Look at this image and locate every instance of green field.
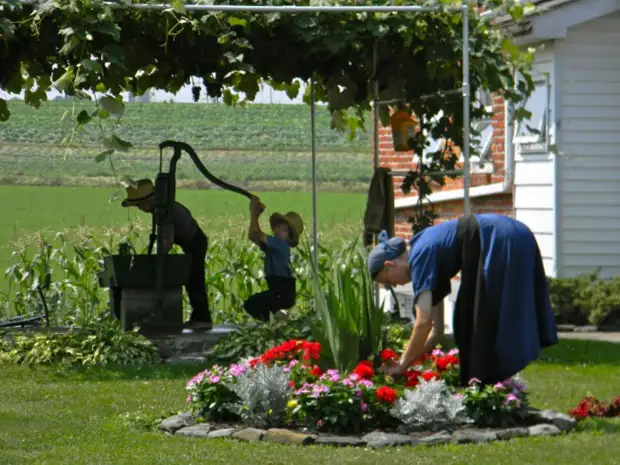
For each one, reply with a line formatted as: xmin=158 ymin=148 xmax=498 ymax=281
xmin=0 ymin=100 xmax=370 ymax=151
xmin=0 ymin=101 xmax=373 ymax=190
xmin=1 ymin=339 xmax=620 ymax=464
xmin=0 ymin=185 xmax=366 ymax=289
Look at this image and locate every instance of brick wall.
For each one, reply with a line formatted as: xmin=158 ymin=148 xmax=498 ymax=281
xmin=374 ymin=94 xmax=513 ymax=238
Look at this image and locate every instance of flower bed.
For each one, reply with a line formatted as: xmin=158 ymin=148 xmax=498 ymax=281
xmin=184 ymin=339 xmax=531 ymax=434
xmin=569 ymin=395 xmax=620 ymax=419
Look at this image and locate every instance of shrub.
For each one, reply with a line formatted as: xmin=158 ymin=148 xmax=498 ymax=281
xmin=0 ymin=319 xmax=160 ymax=366
xmin=461 ymin=376 xmax=529 ymax=427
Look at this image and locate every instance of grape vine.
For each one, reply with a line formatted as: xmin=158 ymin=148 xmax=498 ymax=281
xmin=0 ymin=0 xmax=537 ymax=234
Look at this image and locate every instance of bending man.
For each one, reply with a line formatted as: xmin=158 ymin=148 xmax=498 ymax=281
xmin=368 ymin=214 xmax=558 ymax=386
xmin=122 ymin=179 xmax=212 ymax=331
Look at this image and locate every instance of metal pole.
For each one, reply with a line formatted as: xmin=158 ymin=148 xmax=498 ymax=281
xmin=310 ymin=78 xmax=318 ymax=268
xmin=372 ymin=41 xmax=381 ymax=309
xmin=462 ymin=4 xmax=471 ymax=216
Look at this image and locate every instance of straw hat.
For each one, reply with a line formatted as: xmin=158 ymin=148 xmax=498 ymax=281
xmin=121 ymin=179 xmax=155 ymax=207
xmin=269 ymin=212 xmax=304 ymax=247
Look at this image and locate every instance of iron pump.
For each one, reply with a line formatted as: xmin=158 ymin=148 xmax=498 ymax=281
xmin=147 ymin=140 xmax=260 ymax=319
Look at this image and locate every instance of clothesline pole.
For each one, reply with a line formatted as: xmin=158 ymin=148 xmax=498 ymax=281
xmin=462 ymin=4 xmax=471 ymax=216
xmin=310 ymin=78 xmax=318 ymax=270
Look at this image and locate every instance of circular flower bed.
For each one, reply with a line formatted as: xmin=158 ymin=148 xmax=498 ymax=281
xmin=184 ymin=339 xmax=531 ymax=435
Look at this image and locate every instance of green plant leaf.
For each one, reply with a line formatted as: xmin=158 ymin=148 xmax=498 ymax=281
xmin=0 ymin=99 xmax=9 ymax=122
xmin=76 ymin=110 xmax=92 ymax=125
xmin=95 ymin=149 xmax=114 ymax=163
xmin=103 ymin=134 xmax=132 ymax=152
xmin=52 ymin=68 xmax=75 ymax=92
xmin=228 ymin=17 xmax=247 ymax=27
xmin=99 ymin=96 xmax=125 ymax=118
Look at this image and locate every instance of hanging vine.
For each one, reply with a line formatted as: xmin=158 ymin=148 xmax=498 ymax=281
xmin=0 ymin=0 xmax=538 ymax=231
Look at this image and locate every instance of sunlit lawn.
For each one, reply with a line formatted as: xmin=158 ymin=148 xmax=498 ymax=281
xmin=1 ymin=338 xmax=619 ymax=464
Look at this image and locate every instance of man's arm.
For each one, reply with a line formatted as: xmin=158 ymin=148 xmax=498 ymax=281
xmin=397 ymin=290 xmax=434 ymax=369
xmin=248 ymin=197 xmax=267 ymax=246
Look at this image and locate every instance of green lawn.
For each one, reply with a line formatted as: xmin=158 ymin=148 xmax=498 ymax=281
xmin=1 ymin=339 xmax=619 ymax=464
xmin=0 ymin=185 xmax=366 ymax=289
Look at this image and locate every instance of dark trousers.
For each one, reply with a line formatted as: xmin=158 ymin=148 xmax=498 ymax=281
xmin=180 ymin=231 xmax=211 ymax=323
xmin=243 ymin=276 xmax=296 ymax=322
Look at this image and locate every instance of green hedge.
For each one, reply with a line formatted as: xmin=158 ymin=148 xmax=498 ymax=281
xmin=547 ymin=272 xmax=620 ymax=327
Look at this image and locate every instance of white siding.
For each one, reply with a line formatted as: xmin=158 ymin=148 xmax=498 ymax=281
xmin=514 ymin=49 xmax=557 ymax=276
xmin=555 ymin=12 xmax=620 ymax=278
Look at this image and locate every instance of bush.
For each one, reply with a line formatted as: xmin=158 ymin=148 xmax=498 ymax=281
xmin=547 ymin=272 xmax=620 ymax=326
xmin=0 ymin=319 xmax=160 ymax=366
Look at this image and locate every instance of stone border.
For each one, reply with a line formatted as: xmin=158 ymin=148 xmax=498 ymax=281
xmin=158 ymin=409 xmax=577 ymax=449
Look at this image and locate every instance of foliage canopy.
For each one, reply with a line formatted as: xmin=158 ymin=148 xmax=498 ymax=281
xmin=1 ymin=0 xmax=536 ymax=231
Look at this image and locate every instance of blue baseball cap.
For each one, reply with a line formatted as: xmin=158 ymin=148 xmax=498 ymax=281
xmin=368 ymin=236 xmax=407 ymax=279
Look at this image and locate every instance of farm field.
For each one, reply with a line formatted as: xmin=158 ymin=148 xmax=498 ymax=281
xmin=0 ymin=101 xmax=373 ymax=191
xmin=0 ymin=185 xmax=366 ymax=289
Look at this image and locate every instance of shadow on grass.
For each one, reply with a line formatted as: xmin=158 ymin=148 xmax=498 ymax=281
xmin=535 ymin=339 xmax=620 ymax=366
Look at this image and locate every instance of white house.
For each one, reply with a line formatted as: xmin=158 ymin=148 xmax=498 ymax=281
xmin=378 ymin=0 xmax=620 ymax=329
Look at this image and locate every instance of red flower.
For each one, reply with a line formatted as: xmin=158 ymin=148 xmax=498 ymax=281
xmin=434 ymin=354 xmax=460 ymax=372
xmin=380 ymin=349 xmax=399 ymax=362
xmin=288 ymin=380 xmax=296 ymax=388
xmin=404 ymin=369 xmax=422 ymax=388
xmin=422 ymin=370 xmax=440 ymax=381
xmin=310 ymin=366 xmax=323 ymax=377
xmin=352 ymin=360 xmax=375 ymax=380
xmin=375 ymin=386 xmax=398 ymax=404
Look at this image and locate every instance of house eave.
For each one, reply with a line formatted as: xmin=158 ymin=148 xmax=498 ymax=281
xmin=394 ymin=183 xmax=509 ymax=210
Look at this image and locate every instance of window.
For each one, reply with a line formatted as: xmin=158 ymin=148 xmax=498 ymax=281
xmin=476 ymin=89 xmax=493 ymax=113
xmin=514 ymin=75 xmax=550 ymax=147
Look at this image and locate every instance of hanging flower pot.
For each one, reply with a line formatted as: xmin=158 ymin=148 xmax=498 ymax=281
xmin=390 ymin=108 xmax=416 ymax=152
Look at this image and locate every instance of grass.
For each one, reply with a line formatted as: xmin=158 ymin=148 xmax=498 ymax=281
xmin=1 ymin=339 xmax=619 ymax=464
xmin=0 ymin=185 xmax=366 ymax=289
xmin=0 ymin=100 xmax=371 ymax=152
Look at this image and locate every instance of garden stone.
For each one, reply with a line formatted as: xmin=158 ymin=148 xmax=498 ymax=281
xmin=574 ymin=325 xmax=598 ymax=333
xmin=207 ymin=428 xmax=236 ymax=438
xmin=165 ymin=354 xmax=208 ymax=364
xmin=419 ymin=431 xmax=452 ymax=446
xmin=159 ymin=412 xmax=196 ymax=433
xmin=537 ymin=410 xmax=577 ymax=431
xmin=494 ymin=427 xmax=530 ymax=441
xmin=556 ymin=324 xmax=576 ymax=332
xmin=175 ymin=424 xmax=213 ymax=437
xmin=362 ymin=431 xmax=416 ymax=448
xmin=452 ymin=429 xmax=497 ymax=444
xmin=314 ymin=436 xmax=366 ymax=447
xmin=232 ymin=427 xmax=266 ymax=442
xmin=528 ymin=424 xmax=561 ymax=437
xmin=263 ymin=429 xmax=315 ymax=446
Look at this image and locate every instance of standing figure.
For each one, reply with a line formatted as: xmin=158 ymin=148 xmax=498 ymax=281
xmin=244 ymin=196 xmax=304 ymax=322
xmin=368 ymin=213 xmax=558 ymax=386
xmin=122 ymin=179 xmax=212 ymax=331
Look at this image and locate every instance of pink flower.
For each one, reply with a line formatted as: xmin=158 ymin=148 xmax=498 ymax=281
xmin=454 ymin=393 xmax=463 ymax=400
xmin=295 ymin=383 xmax=312 ymax=395
xmin=342 ymin=377 xmax=355 ymax=387
xmin=229 ymin=364 xmax=247 ymax=377
xmin=468 ymin=377 xmax=482 ymax=385
xmin=448 ymin=348 xmax=459 ymax=356
xmin=349 ymin=373 xmax=360 ymax=382
xmin=209 ymin=375 xmax=221 ymax=384
xmin=494 ymin=382 xmax=505 ymax=390
xmin=359 ymin=379 xmax=374 ymax=388
xmin=186 ymin=371 xmax=207 ymax=388
xmin=360 ymin=401 xmax=368 ymax=412
xmin=432 ymin=348 xmax=445 ymax=357
xmin=311 ymin=384 xmax=329 ymax=398
xmin=505 ymin=393 xmax=521 ymax=407
xmin=354 ymin=388 xmax=362 ymax=397
xmin=186 ymin=394 xmax=192 ymax=403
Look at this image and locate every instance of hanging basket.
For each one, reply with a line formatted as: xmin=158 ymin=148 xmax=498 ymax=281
xmin=390 ymin=108 xmax=416 ymax=152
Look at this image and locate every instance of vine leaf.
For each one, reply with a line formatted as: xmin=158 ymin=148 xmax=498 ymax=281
xmin=103 ymin=134 xmax=133 ymax=152
xmin=95 ymin=149 xmax=114 ymax=163
xmin=171 ymin=0 xmax=186 ymax=14
xmin=0 ymin=99 xmax=10 ymax=122
xmin=99 ymin=96 xmax=125 ymax=118
xmin=228 ymin=17 xmax=247 ymax=27
xmin=76 ymin=110 xmax=92 ymax=125
xmin=24 ymin=88 xmax=47 ymax=109
xmin=52 ymin=68 xmax=75 ymax=92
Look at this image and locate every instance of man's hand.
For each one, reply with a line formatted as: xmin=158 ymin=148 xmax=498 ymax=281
xmin=250 ymin=196 xmax=265 ymax=216
xmin=379 ymin=361 xmax=405 ymax=377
